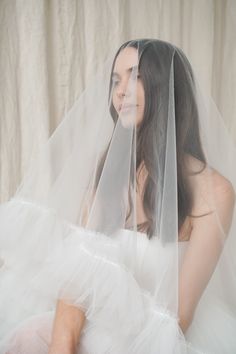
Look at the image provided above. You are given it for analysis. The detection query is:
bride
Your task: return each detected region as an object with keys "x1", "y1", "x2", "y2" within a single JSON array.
[{"x1": 0, "y1": 39, "x2": 236, "y2": 354}]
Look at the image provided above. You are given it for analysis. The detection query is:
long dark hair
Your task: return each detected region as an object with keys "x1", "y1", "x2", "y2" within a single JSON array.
[{"x1": 96, "y1": 39, "x2": 206, "y2": 238}]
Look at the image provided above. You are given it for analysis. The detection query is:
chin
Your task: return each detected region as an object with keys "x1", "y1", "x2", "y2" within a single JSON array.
[{"x1": 119, "y1": 115, "x2": 138, "y2": 129}]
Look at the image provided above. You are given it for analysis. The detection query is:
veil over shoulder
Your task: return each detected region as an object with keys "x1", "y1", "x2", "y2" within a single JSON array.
[{"x1": 0, "y1": 39, "x2": 236, "y2": 354}]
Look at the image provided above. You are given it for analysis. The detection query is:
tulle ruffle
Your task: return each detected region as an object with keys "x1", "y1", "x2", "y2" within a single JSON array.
[{"x1": 0, "y1": 199, "x2": 235, "y2": 353}]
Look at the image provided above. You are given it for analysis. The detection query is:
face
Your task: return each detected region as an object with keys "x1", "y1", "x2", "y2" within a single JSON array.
[{"x1": 112, "y1": 47, "x2": 145, "y2": 128}]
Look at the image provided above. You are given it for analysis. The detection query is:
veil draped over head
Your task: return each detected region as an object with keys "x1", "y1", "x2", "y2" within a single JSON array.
[{"x1": 0, "y1": 39, "x2": 236, "y2": 354}]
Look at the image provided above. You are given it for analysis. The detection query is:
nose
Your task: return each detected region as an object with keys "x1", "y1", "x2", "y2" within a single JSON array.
[
  {"x1": 117, "y1": 89, "x2": 125, "y2": 99},
  {"x1": 116, "y1": 80, "x2": 130, "y2": 99}
]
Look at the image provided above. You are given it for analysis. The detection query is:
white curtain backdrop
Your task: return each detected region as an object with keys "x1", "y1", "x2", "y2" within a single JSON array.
[{"x1": 0, "y1": 0, "x2": 235, "y2": 202}]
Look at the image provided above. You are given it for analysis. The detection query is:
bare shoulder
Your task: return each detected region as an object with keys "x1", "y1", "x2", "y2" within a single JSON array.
[{"x1": 185, "y1": 155, "x2": 235, "y2": 215}]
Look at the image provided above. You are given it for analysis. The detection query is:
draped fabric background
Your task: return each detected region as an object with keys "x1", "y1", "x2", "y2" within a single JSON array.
[{"x1": 0, "y1": 0, "x2": 235, "y2": 202}]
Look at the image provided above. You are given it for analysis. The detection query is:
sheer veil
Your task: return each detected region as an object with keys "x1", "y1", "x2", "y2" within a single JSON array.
[{"x1": 0, "y1": 39, "x2": 235, "y2": 354}]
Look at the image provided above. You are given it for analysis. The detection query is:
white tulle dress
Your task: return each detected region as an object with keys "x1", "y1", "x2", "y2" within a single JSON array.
[{"x1": 0, "y1": 198, "x2": 236, "y2": 354}]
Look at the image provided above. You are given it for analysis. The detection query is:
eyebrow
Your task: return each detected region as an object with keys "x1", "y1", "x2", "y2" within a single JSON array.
[{"x1": 112, "y1": 65, "x2": 139, "y2": 77}]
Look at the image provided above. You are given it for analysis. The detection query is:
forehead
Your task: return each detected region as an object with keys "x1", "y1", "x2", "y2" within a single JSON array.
[{"x1": 113, "y1": 47, "x2": 138, "y2": 73}]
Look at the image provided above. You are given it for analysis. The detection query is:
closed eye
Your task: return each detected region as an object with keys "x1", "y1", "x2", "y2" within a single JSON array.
[
  {"x1": 112, "y1": 75, "x2": 141, "y2": 85},
  {"x1": 112, "y1": 78, "x2": 120, "y2": 85}
]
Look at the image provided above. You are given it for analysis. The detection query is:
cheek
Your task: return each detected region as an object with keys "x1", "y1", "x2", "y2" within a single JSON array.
[
  {"x1": 137, "y1": 86, "x2": 145, "y2": 123},
  {"x1": 137, "y1": 83, "x2": 145, "y2": 104},
  {"x1": 138, "y1": 91, "x2": 145, "y2": 111}
]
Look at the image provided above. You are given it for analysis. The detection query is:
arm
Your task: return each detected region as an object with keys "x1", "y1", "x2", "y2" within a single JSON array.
[
  {"x1": 178, "y1": 178, "x2": 235, "y2": 333},
  {"x1": 49, "y1": 200, "x2": 90, "y2": 354},
  {"x1": 48, "y1": 300, "x2": 85, "y2": 354}
]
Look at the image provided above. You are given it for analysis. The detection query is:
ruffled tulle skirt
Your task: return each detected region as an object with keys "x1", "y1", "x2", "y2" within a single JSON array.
[{"x1": 0, "y1": 199, "x2": 236, "y2": 353}]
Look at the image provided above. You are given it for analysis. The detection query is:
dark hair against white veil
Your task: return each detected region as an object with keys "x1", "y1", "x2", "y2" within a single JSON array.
[{"x1": 97, "y1": 39, "x2": 207, "y2": 239}]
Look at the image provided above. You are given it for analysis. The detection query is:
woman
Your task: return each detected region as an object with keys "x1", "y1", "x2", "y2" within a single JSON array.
[{"x1": 0, "y1": 40, "x2": 236, "y2": 354}]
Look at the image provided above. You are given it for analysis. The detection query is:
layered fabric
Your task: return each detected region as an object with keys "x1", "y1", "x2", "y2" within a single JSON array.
[{"x1": 0, "y1": 39, "x2": 236, "y2": 353}]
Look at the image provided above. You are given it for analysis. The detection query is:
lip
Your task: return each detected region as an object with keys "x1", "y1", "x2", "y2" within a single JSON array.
[{"x1": 118, "y1": 103, "x2": 137, "y2": 112}]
